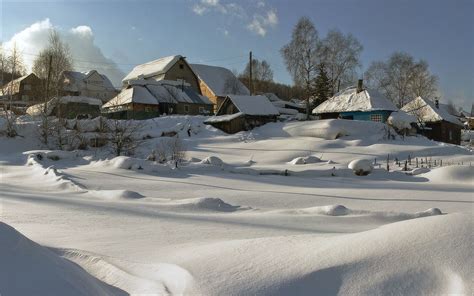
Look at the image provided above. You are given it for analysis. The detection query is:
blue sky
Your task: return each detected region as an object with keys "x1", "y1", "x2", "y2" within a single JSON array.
[{"x1": 2, "y1": 0, "x2": 473, "y2": 110}]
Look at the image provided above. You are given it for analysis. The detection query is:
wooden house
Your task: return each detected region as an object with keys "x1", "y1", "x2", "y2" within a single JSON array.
[
  {"x1": 122, "y1": 55, "x2": 202, "y2": 95},
  {"x1": 312, "y1": 80, "x2": 398, "y2": 123},
  {"x1": 204, "y1": 95, "x2": 279, "y2": 134},
  {"x1": 402, "y1": 96, "x2": 463, "y2": 145},
  {"x1": 190, "y1": 64, "x2": 250, "y2": 112},
  {"x1": 61, "y1": 70, "x2": 118, "y2": 103},
  {"x1": 102, "y1": 80, "x2": 213, "y2": 120},
  {"x1": 26, "y1": 96, "x2": 102, "y2": 119},
  {"x1": 0, "y1": 73, "x2": 43, "y2": 108}
]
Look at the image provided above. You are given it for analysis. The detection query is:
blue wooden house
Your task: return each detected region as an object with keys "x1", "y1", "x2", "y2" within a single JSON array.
[{"x1": 312, "y1": 80, "x2": 398, "y2": 123}]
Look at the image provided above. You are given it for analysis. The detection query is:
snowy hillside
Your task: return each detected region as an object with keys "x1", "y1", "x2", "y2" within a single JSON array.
[{"x1": 0, "y1": 116, "x2": 473, "y2": 295}]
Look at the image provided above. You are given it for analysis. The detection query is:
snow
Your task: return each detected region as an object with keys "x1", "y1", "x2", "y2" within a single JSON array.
[
  {"x1": 387, "y1": 110, "x2": 417, "y2": 130},
  {"x1": 313, "y1": 86, "x2": 398, "y2": 114},
  {"x1": 0, "y1": 222, "x2": 124, "y2": 296},
  {"x1": 102, "y1": 86, "x2": 158, "y2": 107},
  {"x1": 27, "y1": 96, "x2": 103, "y2": 116},
  {"x1": 122, "y1": 55, "x2": 182, "y2": 83},
  {"x1": 348, "y1": 158, "x2": 374, "y2": 175},
  {"x1": 0, "y1": 114, "x2": 473, "y2": 295},
  {"x1": 204, "y1": 112, "x2": 243, "y2": 123},
  {"x1": 190, "y1": 64, "x2": 250, "y2": 96},
  {"x1": 402, "y1": 96, "x2": 464, "y2": 126},
  {"x1": 288, "y1": 155, "x2": 322, "y2": 165},
  {"x1": 226, "y1": 95, "x2": 280, "y2": 116}
]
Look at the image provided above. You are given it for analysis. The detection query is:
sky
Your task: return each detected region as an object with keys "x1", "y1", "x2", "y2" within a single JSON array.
[{"x1": 1, "y1": 0, "x2": 473, "y2": 110}]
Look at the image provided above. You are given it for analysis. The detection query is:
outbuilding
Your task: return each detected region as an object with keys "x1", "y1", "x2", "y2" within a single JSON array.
[{"x1": 204, "y1": 95, "x2": 279, "y2": 134}]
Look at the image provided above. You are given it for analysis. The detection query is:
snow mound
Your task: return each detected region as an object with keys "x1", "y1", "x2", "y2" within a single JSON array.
[
  {"x1": 415, "y1": 208, "x2": 442, "y2": 217},
  {"x1": 421, "y1": 166, "x2": 474, "y2": 184},
  {"x1": 200, "y1": 156, "x2": 224, "y2": 166},
  {"x1": 0, "y1": 222, "x2": 124, "y2": 296},
  {"x1": 409, "y1": 167, "x2": 430, "y2": 175},
  {"x1": 348, "y1": 159, "x2": 374, "y2": 175},
  {"x1": 88, "y1": 190, "x2": 145, "y2": 200},
  {"x1": 288, "y1": 155, "x2": 322, "y2": 165},
  {"x1": 169, "y1": 197, "x2": 243, "y2": 212},
  {"x1": 281, "y1": 119, "x2": 390, "y2": 140},
  {"x1": 387, "y1": 111, "x2": 416, "y2": 130}
]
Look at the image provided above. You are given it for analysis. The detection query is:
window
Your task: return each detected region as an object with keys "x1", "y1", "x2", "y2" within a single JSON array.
[
  {"x1": 23, "y1": 84, "x2": 31, "y2": 90},
  {"x1": 145, "y1": 107, "x2": 152, "y2": 112},
  {"x1": 199, "y1": 106, "x2": 205, "y2": 114},
  {"x1": 21, "y1": 95, "x2": 29, "y2": 101},
  {"x1": 179, "y1": 64, "x2": 184, "y2": 69},
  {"x1": 370, "y1": 114, "x2": 382, "y2": 122},
  {"x1": 449, "y1": 130, "x2": 453, "y2": 141},
  {"x1": 184, "y1": 105, "x2": 190, "y2": 113}
]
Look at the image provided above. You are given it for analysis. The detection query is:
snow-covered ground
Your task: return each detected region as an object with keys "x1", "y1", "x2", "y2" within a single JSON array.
[{"x1": 1, "y1": 116, "x2": 473, "y2": 295}]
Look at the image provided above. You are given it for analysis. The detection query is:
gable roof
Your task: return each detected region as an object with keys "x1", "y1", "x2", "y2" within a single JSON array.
[
  {"x1": 62, "y1": 70, "x2": 115, "y2": 92},
  {"x1": 190, "y1": 64, "x2": 250, "y2": 97},
  {"x1": 1, "y1": 73, "x2": 38, "y2": 91},
  {"x1": 122, "y1": 55, "x2": 182, "y2": 83},
  {"x1": 103, "y1": 86, "x2": 158, "y2": 108},
  {"x1": 401, "y1": 96, "x2": 463, "y2": 126},
  {"x1": 222, "y1": 95, "x2": 279, "y2": 116},
  {"x1": 312, "y1": 86, "x2": 398, "y2": 114}
]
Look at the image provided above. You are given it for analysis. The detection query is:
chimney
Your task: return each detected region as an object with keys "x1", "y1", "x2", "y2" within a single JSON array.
[
  {"x1": 356, "y1": 79, "x2": 363, "y2": 93},
  {"x1": 435, "y1": 99, "x2": 439, "y2": 109}
]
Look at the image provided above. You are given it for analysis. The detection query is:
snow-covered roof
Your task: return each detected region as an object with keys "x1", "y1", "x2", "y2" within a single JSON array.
[
  {"x1": 204, "y1": 112, "x2": 244, "y2": 123},
  {"x1": 123, "y1": 55, "x2": 182, "y2": 83},
  {"x1": 62, "y1": 70, "x2": 115, "y2": 92},
  {"x1": 312, "y1": 86, "x2": 398, "y2": 114},
  {"x1": 190, "y1": 64, "x2": 250, "y2": 97},
  {"x1": 263, "y1": 93, "x2": 304, "y2": 110},
  {"x1": 26, "y1": 96, "x2": 102, "y2": 116},
  {"x1": 103, "y1": 86, "x2": 158, "y2": 108},
  {"x1": 1, "y1": 73, "x2": 38, "y2": 92},
  {"x1": 401, "y1": 97, "x2": 463, "y2": 126},
  {"x1": 103, "y1": 80, "x2": 213, "y2": 108},
  {"x1": 224, "y1": 95, "x2": 279, "y2": 116}
]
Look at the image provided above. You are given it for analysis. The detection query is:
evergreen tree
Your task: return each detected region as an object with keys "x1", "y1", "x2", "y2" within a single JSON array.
[{"x1": 313, "y1": 63, "x2": 330, "y2": 107}]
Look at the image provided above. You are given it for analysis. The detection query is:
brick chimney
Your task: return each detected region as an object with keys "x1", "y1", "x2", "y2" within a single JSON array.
[
  {"x1": 435, "y1": 99, "x2": 439, "y2": 109},
  {"x1": 356, "y1": 79, "x2": 363, "y2": 93}
]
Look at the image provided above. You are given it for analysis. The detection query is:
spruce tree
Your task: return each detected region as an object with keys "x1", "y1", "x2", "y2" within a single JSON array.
[{"x1": 314, "y1": 63, "x2": 330, "y2": 107}]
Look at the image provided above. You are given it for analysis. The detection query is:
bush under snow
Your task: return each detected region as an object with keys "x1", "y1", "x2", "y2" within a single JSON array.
[{"x1": 348, "y1": 159, "x2": 374, "y2": 176}]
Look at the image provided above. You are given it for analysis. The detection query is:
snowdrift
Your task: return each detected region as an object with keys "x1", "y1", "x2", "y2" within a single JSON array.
[
  {"x1": 0, "y1": 222, "x2": 124, "y2": 296},
  {"x1": 421, "y1": 165, "x2": 474, "y2": 184},
  {"x1": 173, "y1": 213, "x2": 472, "y2": 295}
]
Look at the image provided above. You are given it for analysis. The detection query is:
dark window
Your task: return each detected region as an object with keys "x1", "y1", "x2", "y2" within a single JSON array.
[
  {"x1": 184, "y1": 105, "x2": 190, "y2": 113},
  {"x1": 179, "y1": 64, "x2": 184, "y2": 69}
]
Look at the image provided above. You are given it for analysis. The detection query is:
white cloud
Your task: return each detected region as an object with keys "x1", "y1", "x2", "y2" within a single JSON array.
[
  {"x1": 4, "y1": 19, "x2": 125, "y2": 87},
  {"x1": 247, "y1": 9, "x2": 278, "y2": 37},
  {"x1": 191, "y1": 1, "x2": 278, "y2": 37}
]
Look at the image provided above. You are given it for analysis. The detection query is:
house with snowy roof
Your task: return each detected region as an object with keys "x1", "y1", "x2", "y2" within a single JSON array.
[
  {"x1": 312, "y1": 80, "x2": 398, "y2": 123},
  {"x1": 61, "y1": 70, "x2": 118, "y2": 103},
  {"x1": 204, "y1": 95, "x2": 279, "y2": 134},
  {"x1": 0, "y1": 73, "x2": 42, "y2": 108},
  {"x1": 102, "y1": 80, "x2": 212, "y2": 119},
  {"x1": 190, "y1": 64, "x2": 249, "y2": 112},
  {"x1": 263, "y1": 93, "x2": 306, "y2": 115},
  {"x1": 26, "y1": 96, "x2": 102, "y2": 119},
  {"x1": 122, "y1": 55, "x2": 202, "y2": 95},
  {"x1": 402, "y1": 96, "x2": 463, "y2": 144}
]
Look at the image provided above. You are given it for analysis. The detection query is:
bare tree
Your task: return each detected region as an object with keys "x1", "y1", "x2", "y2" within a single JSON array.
[
  {"x1": 107, "y1": 118, "x2": 143, "y2": 156},
  {"x1": 240, "y1": 59, "x2": 274, "y2": 93},
  {"x1": 32, "y1": 29, "x2": 73, "y2": 98},
  {"x1": 281, "y1": 17, "x2": 321, "y2": 119},
  {"x1": 365, "y1": 52, "x2": 438, "y2": 108},
  {"x1": 320, "y1": 29, "x2": 363, "y2": 95},
  {"x1": 155, "y1": 137, "x2": 187, "y2": 168}
]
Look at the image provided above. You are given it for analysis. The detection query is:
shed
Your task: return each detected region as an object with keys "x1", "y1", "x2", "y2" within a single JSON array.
[
  {"x1": 204, "y1": 95, "x2": 279, "y2": 134},
  {"x1": 402, "y1": 96, "x2": 463, "y2": 144},
  {"x1": 312, "y1": 81, "x2": 397, "y2": 123},
  {"x1": 26, "y1": 96, "x2": 102, "y2": 119}
]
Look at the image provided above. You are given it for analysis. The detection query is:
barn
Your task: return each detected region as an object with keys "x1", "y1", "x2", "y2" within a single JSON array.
[
  {"x1": 402, "y1": 96, "x2": 463, "y2": 145},
  {"x1": 204, "y1": 95, "x2": 279, "y2": 134}
]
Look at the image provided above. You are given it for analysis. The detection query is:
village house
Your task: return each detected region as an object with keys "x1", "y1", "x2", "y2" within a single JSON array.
[
  {"x1": 122, "y1": 55, "x2": 202, "y2": 95},
  {"x1": 0, "y1": 73, "x2": 43, "y2": 108},
  {"x1": 204, "y1": 95, "x2": 279, "y2": 134},
  {"x1": 402, "y1": 96, "x2": 463, "y2": 145},
  {"x1": 190, "y1": 64, "x2": 250, "y2": 112},
  {"x1": 26, "y1": 96, "x2": 102, "y2": 119},
  {"x1": 102, "y1": 80, "x2": 213, "y2": 119},
  {"x1": 312, "y1": 80, "x2": 398, "y2": 122},
  {"x1": 61, "y1": 70, "x2": 118, "y2": 103},
  {"x1": 263, "y1": 93, "x2": 306, "y2": 116}
]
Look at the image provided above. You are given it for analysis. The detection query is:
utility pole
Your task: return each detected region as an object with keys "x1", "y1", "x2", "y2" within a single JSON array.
[{"x1": 249, "y1": 51, "x2": 253, "y2": 95}]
